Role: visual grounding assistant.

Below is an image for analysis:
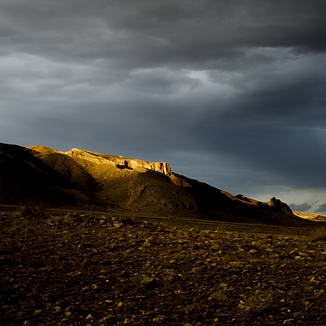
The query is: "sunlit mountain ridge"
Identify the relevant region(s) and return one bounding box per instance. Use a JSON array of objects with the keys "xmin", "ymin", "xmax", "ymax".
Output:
[{"xmin": 0, "ymin": 142, "xmax": 316, "ymax": 226}]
